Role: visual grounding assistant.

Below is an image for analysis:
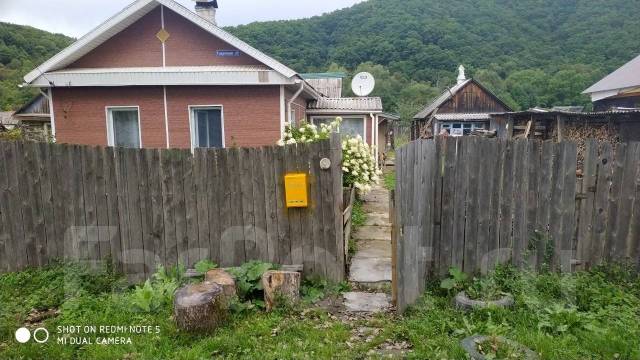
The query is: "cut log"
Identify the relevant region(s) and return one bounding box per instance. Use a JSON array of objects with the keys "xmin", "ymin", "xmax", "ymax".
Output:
[
  {"xmin": 262, "ymin": 270, "xmax": 301, "ymax": 311},
  {"xmin": 174, "ymin": 282, "xmax": 225, "ymax": 332},
  {"xmin": 205, "ymin": 269, "xmax": 237, "ymax": 307}
]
